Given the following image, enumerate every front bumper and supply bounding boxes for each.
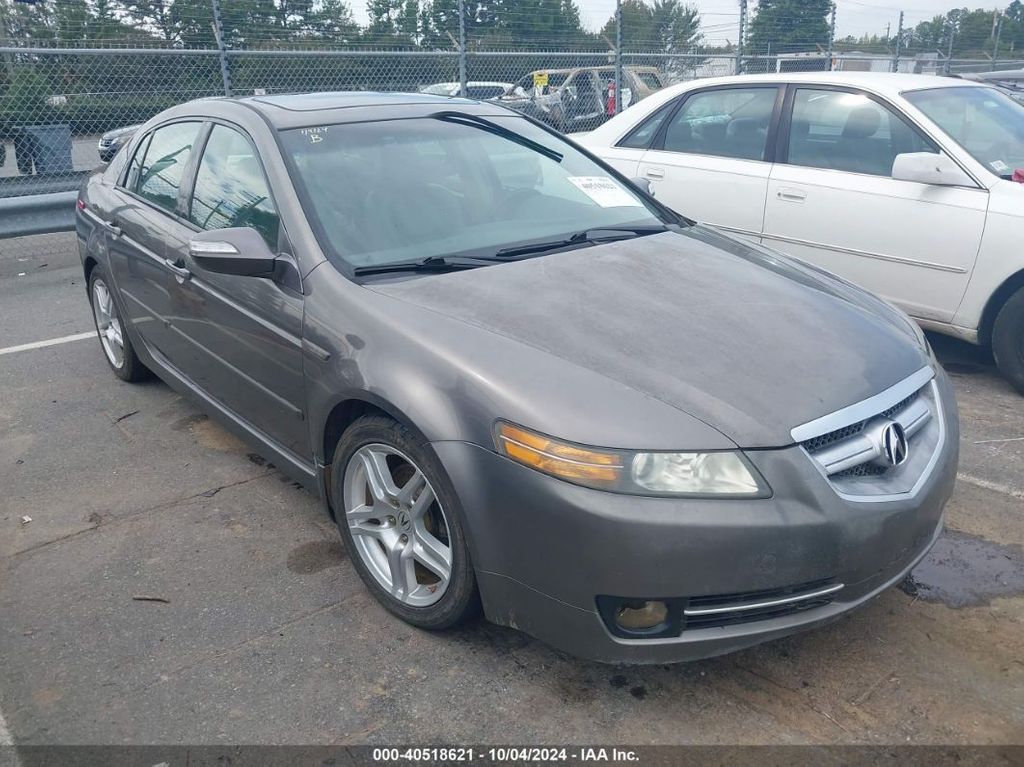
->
[432,371,959,664]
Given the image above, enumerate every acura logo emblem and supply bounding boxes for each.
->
[397,510,411,531]
[881,422,909,467]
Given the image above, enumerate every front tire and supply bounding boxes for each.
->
[330,415,480,630]
[992,286,1024,395]
[88,266,150,382]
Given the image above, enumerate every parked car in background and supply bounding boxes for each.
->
[419,81,512,100]
[97,123,141,163]
[576,72,1024,393]
[76,91,956,663]
[954,70,1024,105]
[500,66,664,133]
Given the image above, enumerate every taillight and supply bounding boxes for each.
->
[76,198,87,210]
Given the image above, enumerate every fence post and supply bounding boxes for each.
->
[458,0,467,97]
[993,12,1002,70]
[614,0,622,114]
[892,11,903,73]
[736,0,746,76]
[944,18,955,74]
[211,0,233,97]
[0,1,14,79]
[826,2,836,71]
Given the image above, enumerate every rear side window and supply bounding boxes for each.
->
[786,88,937,177]
[661,87,777,161]
[189,125,280,248]
[617,101,675,149]
[636,72,663,90]
[133,122,202,214]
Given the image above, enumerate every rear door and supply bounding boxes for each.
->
[105,121,204,359]
[637,84,783,241]
[159,122,309,458]
[763,86,988,322]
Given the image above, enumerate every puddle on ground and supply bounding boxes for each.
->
[900,529,1024,607]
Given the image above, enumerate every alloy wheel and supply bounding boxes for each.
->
[92,278,125,369]
[342,443,453,607]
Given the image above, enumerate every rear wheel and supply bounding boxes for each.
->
[331,415,479,629]
[88,267,149,382]
[992,286,1024,395]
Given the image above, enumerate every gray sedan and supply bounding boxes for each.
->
[75,92,958,663]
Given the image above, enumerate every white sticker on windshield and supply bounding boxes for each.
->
[991,159,1010,174]
[567,176,643,208]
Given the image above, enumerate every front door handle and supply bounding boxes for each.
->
[776,188,807,203]
[644,167,666,179]
[164,258,191,281]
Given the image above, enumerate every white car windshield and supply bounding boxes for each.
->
[904,86,1024,179]
[281,114,667,271]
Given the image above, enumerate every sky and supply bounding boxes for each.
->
[346,0,990,43]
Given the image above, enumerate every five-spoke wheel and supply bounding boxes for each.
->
[88,265,149,382]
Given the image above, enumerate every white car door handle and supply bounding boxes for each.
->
[644,167,665,179]
[777,188,807,203]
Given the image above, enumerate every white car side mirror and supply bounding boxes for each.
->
[892,152,974,187]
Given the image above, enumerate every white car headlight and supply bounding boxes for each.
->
[631,451,763,495]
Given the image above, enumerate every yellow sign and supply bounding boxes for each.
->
[532,72,549,88]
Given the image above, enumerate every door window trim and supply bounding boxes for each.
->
[115,118,207,222]
[775,83,985,189]
[639,83,786,163]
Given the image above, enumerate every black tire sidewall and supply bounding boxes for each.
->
[992,287,1024,395]
[329,415,480,630]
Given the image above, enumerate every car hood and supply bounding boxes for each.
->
[368,227,928,447]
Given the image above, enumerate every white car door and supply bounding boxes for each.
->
[763,86,988,323]
[578,100,677,180]
[636,85,783,242]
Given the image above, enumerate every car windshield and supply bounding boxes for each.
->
[281,114,667,272]
[904,86,1024,178]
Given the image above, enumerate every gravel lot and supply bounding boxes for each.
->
[1,232,1022,747]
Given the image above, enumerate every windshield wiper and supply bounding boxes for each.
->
[353,255,502,277]
[494,225,670,259]
[431,111,564,163]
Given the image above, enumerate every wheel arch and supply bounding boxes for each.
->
[83,255,99,289]
[320,392,429,470]
[979,268,1024,347]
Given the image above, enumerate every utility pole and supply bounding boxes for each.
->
[826,2,837,71]
[735,0,747,76]
[993,12,1003,70]
[614,0,622,114]
[893,11,903,73]
[945,16,955,75]
[457,0,467,97]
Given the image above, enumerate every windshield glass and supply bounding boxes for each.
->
[281,115,666,271]
[904,86,1024,178]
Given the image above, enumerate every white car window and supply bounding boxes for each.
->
[787,89,936,177]
[661,87,777,161]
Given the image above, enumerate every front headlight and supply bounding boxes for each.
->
[494,422,770,498]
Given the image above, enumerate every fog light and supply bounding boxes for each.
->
[615,600,668,630]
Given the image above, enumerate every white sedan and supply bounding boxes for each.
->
[574,72,1024,392]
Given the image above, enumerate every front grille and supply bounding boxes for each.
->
[683,578,841,630]
[802,393,916,454]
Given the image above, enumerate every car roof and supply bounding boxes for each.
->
[220,90,516,129]
[670,71,983,98]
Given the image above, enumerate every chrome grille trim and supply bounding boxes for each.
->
[683,583,845,616]
[790,366,935,443]
[811,395,931,476]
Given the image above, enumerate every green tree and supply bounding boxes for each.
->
[746,0,831,55]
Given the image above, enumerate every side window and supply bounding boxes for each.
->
[189,125,280,249]
[618,100,675,149]
[661,87,777,161]
[787,88,938,177]
[123,132,151,192]
[134,122,202,214]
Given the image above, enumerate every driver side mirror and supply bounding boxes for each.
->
[189,227,277,277]
[892,152,974,187]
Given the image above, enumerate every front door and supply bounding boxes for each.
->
[637,85,782,242]
[763,86,988,322]
[161,123,309,459]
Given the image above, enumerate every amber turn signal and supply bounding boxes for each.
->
[495,422,623,486]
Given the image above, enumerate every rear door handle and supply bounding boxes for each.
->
[164,258,191,281]
[104,220,122,238]
[776,188,807,203]
[644,167,665,179]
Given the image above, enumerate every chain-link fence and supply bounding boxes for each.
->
[3,0,1024,206]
